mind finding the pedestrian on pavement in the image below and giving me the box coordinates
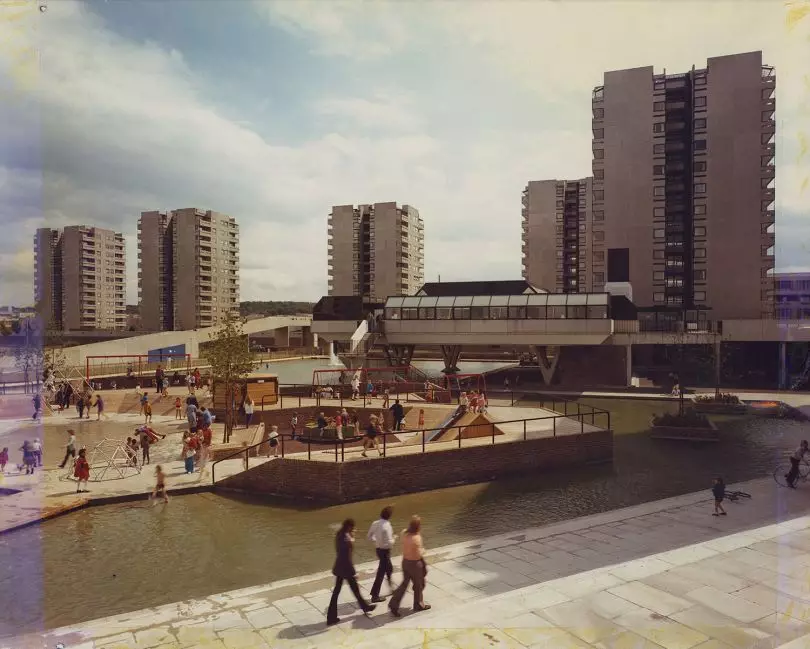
[32,438,42,467]
[712,477,727,517]
[140,428,151,465]
[326,518,376,626]
[59,429,77,469]
[389,515,431,617]
[266,425,279,458]
[361,415,381,458]
[32,393,42,421]
[155,365,164,395]
[143,398,153,424]
[0,447,8,473]
[368,506,396,602]
[74,448,90,493]
[243,396,254,429]
[175,395,182,419]
[389,399,405,432]
[95,393,104,420]
[187,402,198,433]
[290,412,299,440]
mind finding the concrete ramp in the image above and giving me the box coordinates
[434,412,498,442]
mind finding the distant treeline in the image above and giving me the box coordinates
[240,301,314,317]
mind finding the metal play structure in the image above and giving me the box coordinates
[85,353,192,384]
[311,365,426,388]
[87,438,142,481]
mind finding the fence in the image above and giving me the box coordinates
[210,404,611,482]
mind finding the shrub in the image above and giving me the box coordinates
[652,410,711,428]
[694,393,740,405]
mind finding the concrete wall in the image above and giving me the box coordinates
[328,206,357,296]
[217,429,613,503]
[600,65,655,309]
[60,315,313,365]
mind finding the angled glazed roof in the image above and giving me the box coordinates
[415,280,546,297]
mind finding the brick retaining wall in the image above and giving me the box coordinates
[216,429,613,503]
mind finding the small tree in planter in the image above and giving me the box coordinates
[205,313,254,443]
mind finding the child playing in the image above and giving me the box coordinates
[266,425,280,458]
[0,447,8,473]
[151,465,169,504]
[290,412,299,440]
[174,396,182,419]
[712,477,727,517]
[144,399,153,424]
[74,448,90,493]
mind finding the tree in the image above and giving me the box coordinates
[205,313,254,443]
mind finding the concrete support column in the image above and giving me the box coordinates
[440,345,462,374]
[779,341,787,390]
[625,345,633,387]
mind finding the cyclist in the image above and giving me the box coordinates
[786,440,809,488]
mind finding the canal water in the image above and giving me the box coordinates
[0,360,803,636]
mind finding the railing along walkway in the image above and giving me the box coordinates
[211,403,611,483]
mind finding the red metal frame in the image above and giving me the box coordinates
[312,365,420,386]
[85,353,192,382]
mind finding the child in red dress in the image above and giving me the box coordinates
[74,448,90,493]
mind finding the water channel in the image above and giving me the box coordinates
[0,359,804,636]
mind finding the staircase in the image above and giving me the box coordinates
[337,320,381,369]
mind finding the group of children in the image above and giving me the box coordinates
[458,391,487,415]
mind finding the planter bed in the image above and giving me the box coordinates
[650,418,719,442]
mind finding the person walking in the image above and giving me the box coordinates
[0,447,8,473]
[389,399,405,432]
[59,429,77,469]
[388,515,431,617]
[712,477,727,516]
[32,438,42,467]
[95,393,104,421]
[326,519,376,626]
[20,440,36,475]
[368,506,396,603]
[362,415,381,458]
[243,396,254,429]
[174,395,182,419]
[74,448,90,493]
[32,393,42,421]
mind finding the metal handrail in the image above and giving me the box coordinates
[210,406,611,484]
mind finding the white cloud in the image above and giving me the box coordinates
[1,0,809,309]
[314,94,424,132]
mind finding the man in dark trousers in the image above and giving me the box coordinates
[389,399,405,431]
[367,506,396,602]
[155,365,164,394]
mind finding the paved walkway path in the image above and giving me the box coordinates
[9,475,810,648]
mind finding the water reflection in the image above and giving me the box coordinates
[0,398,801,636]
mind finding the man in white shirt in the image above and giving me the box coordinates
[367,506,396,602]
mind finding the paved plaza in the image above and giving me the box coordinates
[5,474,810,648]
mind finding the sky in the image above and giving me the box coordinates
[0,0,808,307]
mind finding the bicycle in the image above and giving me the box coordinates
[724,490,751,502]
[773,460,810,488]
